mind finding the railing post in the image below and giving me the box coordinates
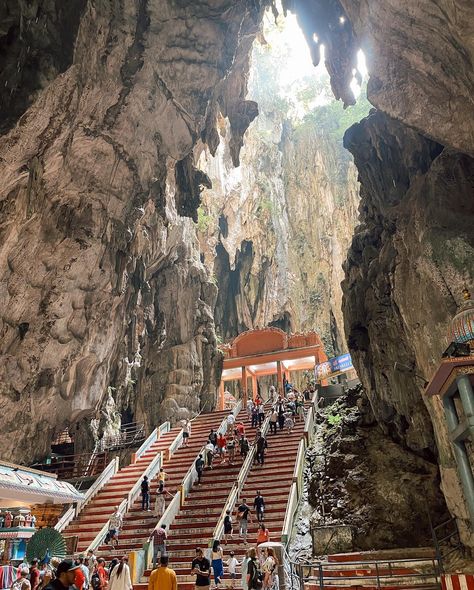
[375,561,380,590]
[318,563,324,590]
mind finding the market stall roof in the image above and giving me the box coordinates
[0,460,84,504]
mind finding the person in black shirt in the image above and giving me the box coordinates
[256,434,267,465]
[43,560,80,590]
[253,491,265,522]
[237,499,252,544]
[141,475,150,511]
[191,548,211,590]
[195,454,204,484]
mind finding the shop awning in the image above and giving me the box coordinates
[0,461,84,504]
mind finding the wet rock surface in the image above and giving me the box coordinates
[306,386,449,552]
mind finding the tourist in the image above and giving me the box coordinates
[86,551,96,578]
[181,419,192,447]
[269,407,278,435]
[148,556,176,590]
[211,540,224,588]
[235,421,245,437]
[241,552,249,590]
[30,560,40,590]
[78,558,90,589]
[149,524,167,568]
[237,498,252,544]
[96,559,108,590]
[296,394,305,422]
[284,410,294,434]
[258,403,265,426]
[12,566,32,590]
[209,429,218,446]
[205,439,216,469]
[255,433,267,465]
[251,406,258,428]
[108,506,123,548]
[154,485,172,518]
[108,559,119,579]
[253,491,265,522]
[239,435,250,460]
[74,560,86,590]
[217,433,227,461]
[256,524,270,545]
[268,385,276,401]
[226,412,235,434]
[226,552,240,590]
[157,468,168,486]
[195,453,205,484]
[247,399,254,422]
[108,557,132,590]
[277,401,285,431]
[191,548,211,590]
[262,548,278,590]
[246,549,261,590]
[141,476,150,511]
[43,560,80,590]
[223,510,233,543]
[226,435,236,464]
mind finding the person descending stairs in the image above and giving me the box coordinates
[64,410,229,555]
[132,400,307,590]
[91,410,230,559]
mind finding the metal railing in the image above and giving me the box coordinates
[211,410,271,544]
[54,457,120,532]
[85,497,128,553]
[292,556,441,590]
[134,428,158,461]
[32,451,110,480]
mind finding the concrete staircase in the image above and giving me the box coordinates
[64,411,227,554]
[135,406,308,590]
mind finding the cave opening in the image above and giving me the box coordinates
[197,7,370,359]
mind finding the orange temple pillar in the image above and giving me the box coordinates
[218,380,225,411]
[252,374,258,402]
[241,366,248,408]
[277,360,284,394]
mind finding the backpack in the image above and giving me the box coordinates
[90,573,101,590]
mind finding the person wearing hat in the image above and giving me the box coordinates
[43,560,79,590]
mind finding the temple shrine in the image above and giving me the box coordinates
[217,327,328,409]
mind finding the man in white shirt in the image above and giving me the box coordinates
[226,413,235,434]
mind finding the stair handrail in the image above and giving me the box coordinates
[158,421,171,438]
[77,456,120,515]
[54,456,120,532]
[282,429,309,546]
[84,497,128,553]
[54,505,76,533]
[179,400,243,507]
[134,428,158,461]
[167,429,184,459]
[211,411,271,543]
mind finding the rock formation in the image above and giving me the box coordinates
[0,0,263,463]
[197,34,363,354]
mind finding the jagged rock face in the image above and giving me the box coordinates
[342,110,474,545]
[340,0,474,156]
[308,388,449,551]
[0,0,264,463]
[197,39,361,352]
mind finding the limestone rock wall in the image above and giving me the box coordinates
[342,111,474,546]
[197,42,361,353]
[0,0,263,463]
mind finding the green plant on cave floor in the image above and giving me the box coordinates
[327,412,342,426]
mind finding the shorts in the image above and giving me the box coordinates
[183,431,189,438]
[239,519,248,534]
[230,574,236,580]
[108,528,117,537]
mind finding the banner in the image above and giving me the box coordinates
[315,353,353,380]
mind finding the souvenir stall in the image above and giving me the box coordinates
[0,460,83,572]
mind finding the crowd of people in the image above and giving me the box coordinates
[10,383,313,590]
[143,382,311,590]
[6,553,132,590]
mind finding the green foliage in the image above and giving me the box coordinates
[295,87,372,145]
[196,205,212,233]
[327,413,342,426]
